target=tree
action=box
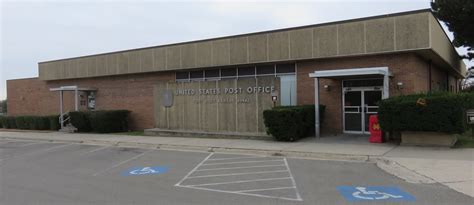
[0,99,6,114]
[431,0,474,69]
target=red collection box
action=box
[369,115,383,143]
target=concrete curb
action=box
[0,136,372,162]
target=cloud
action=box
[1,0,469,100]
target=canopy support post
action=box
[314,77,320,139]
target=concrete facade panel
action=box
[230,37,248,64]
[182,81,200,130]
[38,11,462,81]
[96,55,107,76]
[290,28,313,59]
[196,42,212,67]
[366,18,395,53]
[212,39,230,66]
[429,15,462,75]
[152,47,167,71]
[313,25,338,58]
[140,49,154,72]
[77,58,88,78]
[86,57,97,77]
[395,13,430,50]
[166,82,181,129]
[256,77,279,133]
[106,54,118,75]
[153,82,168,129]
[181,44,196,69]
[118,52,129,74]
[166,46,181,69]
[268,32,290,61]
[248,34,268,63]
[338,22,365,55]
[200,81,219,132]
[128,51,140,73]
[236,78,257,133]
[217,79,237,132]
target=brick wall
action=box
[8,52,459,133]
[7,72,174,130]
[296,53,454,134]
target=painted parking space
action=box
[122,166,169,176]
[1,139,473,205]
[175,153,303,201]
[337,186,416,202]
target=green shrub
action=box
[48,115,60,130]
[25,116,39,130]
[0,115,56,130]
[0,116,5,128]
[69,111,92,132]
[378,92,474,134]
[263,105,325,141]
[89,110,130,133]
[35,116,50,130]
[15,116,28,129]
[6,116,17,129]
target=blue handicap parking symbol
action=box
[122,166,168,176]
[337,186,415,202]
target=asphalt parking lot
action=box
[0,139,472,205]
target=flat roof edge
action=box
[38,8,432,64]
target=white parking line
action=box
[17,142,45,147]
[179,185,303,202]
[201,159,283,166]
[175,154,303,201]
[0,143,74,163]
[187,177,292,187]
[284,158,303,201]
[207,156,266,161]
[92,150,151,176]
[79,146,109,155]
[235,186,296,193]
[175,153,214,186]
[195,164,285,172]
[188,170,288,179]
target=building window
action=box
[176,71,189,81]
[257,65,275,75]
[237,66,255,77]
[204,69,220,79]
[190,70,204,81]
[221,68,237,78]
[276,63,295,74]
[174,63,295,81]
[279,75,296,106]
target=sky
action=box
[0,0,471,100]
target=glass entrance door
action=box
[343,88,382,134]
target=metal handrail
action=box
[59,111,71,128]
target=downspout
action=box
[428,60,432,92]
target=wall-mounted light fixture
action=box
[323,84,331,91]
[397,82,404,90]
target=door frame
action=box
[342,85,383,134]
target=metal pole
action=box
[383,73,389,99]
[314,78,320,139]
[59,90,63,129]
[74,87,78,111]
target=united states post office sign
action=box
[467,109,474,124]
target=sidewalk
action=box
[0,130,472,197]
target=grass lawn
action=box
[114,131,146,136]
[453,128,474,148]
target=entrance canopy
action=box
[50,85,97,129]
[309,67,391,139]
